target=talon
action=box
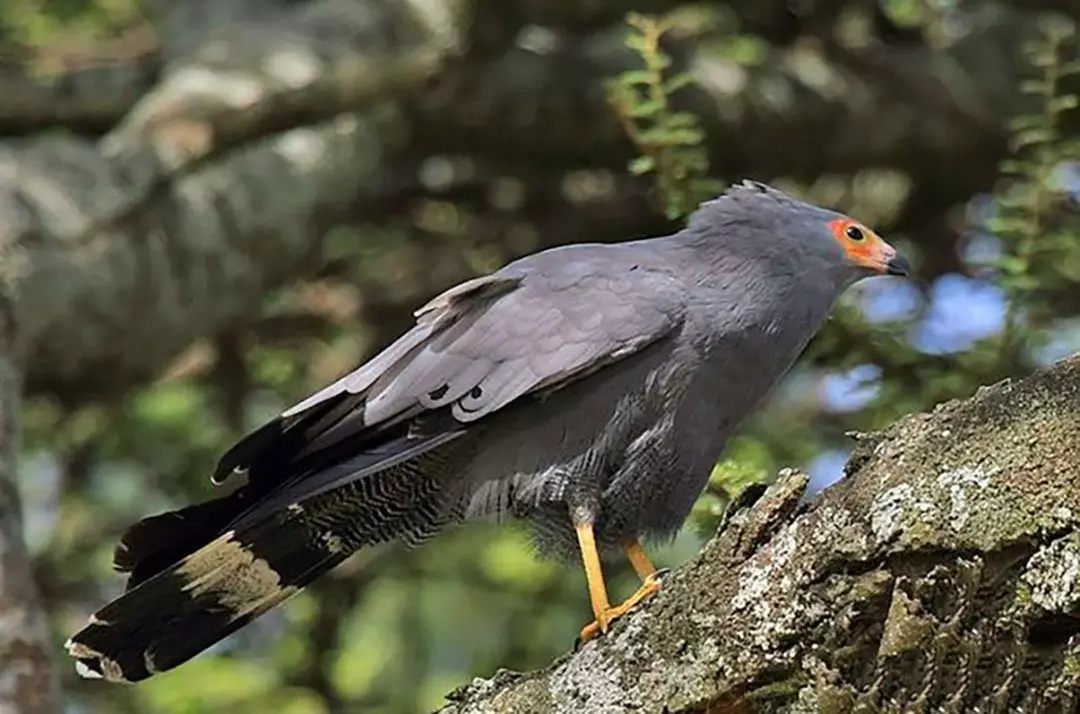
[576,619,603,645]
[572,532,664,647]
[576,575,663,644]
[576,610,611,644]
[577,606,614,644]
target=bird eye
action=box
[845,225,865,242]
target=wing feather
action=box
[280,274,523,420]
[224,245,685,479]
[384,261,683,423]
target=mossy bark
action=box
[439,355,1080,713]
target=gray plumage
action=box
[66,180,909,682]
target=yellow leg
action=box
[625,538,657,580]
[575,522,614,637]
[576,534,664,643]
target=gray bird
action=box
[66,180,909,682]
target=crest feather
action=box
[687,179,809,232]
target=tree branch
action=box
[1,0,468,401]
[409,2,1061,194]
[0,29,159,136]
[141,0,295,62]
[0,300,55,714]
[439,355,1080,712]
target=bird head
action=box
[824,216,911,280]
[688,181,911,289]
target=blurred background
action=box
[6,0,1079,712]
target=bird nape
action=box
[66,180,910,683]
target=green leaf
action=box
[723,34,770,65]
[628,98,666,118]
[479,529,559,591]
[645,52,673,71]
[1028,52,1058,68]
[996,255,1030,275]
[663,72,696,94]
[663,127,707,146]
[990,216,1032,236]
[616,70,654,87]
[628,155,656,175]
[1019,79,1049,94]
[998,158,1036,176]
[624,34,648,53]
[635,126,670,145]
[1011,273,1041,291]
[664,203,687,220]
[1037,14,1075,41]
[692,177,724,197]
[1010,126,1055,150]
[1050,94,1079,111]
[1007,115,1047,131]
[661,112,701,129]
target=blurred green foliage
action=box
[606,12,723,219]
[12,2,1080,713]
[0,0,139,44]
[992,17,1080,356]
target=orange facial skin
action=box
[827,218,907,276]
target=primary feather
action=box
[67,181,901,682]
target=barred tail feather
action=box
[66,430,478,682]
[66,509,349,682]
[112,497,241,589]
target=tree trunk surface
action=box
[0,300,55,714]
[439,356,1080,713]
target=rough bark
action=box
[439,355,1080,713]
[0,298,54,714]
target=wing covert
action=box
[218,246,685,479]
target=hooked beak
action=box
[870,239,911,277]
[884,253,911,277]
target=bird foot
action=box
[575,569,668,646]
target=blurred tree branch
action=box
[2,0,468,402]
[0,299,54,714]
[0,28,159,136]
[407,24,1007,181]
[0,0,1060,189]
[440,356,1080,712]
